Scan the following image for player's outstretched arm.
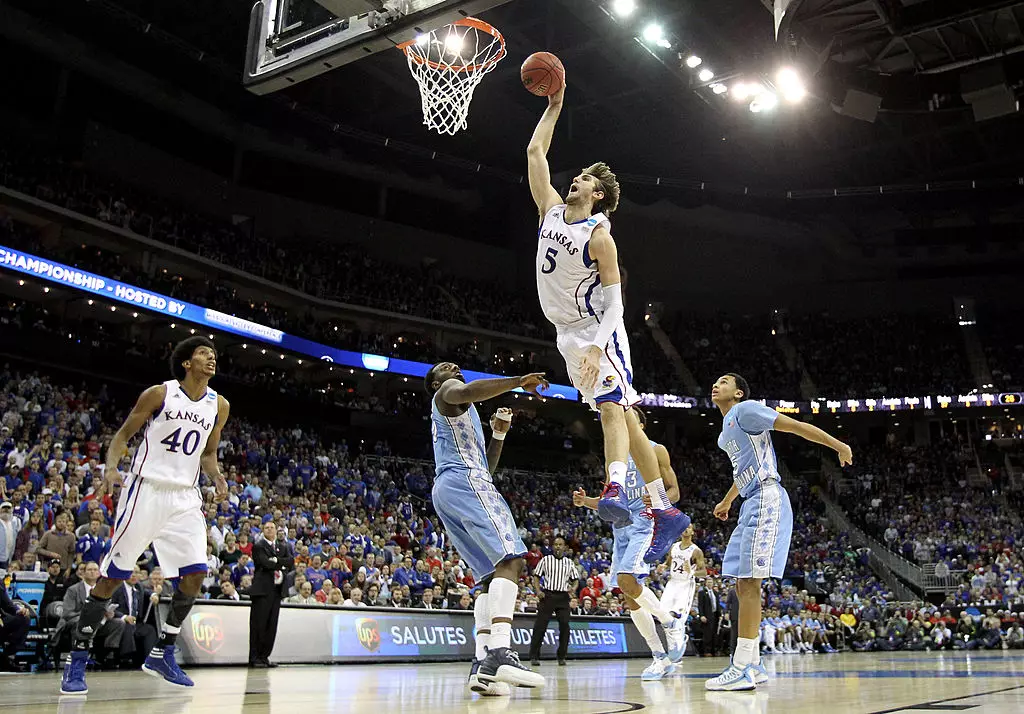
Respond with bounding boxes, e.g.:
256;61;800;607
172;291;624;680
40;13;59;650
201;395;232;501
773;414;853;466
526;87;566;216
98;384;167;499
572;488;600;511
438;373;549;406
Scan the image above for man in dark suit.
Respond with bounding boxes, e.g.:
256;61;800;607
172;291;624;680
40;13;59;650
112;568;159;668
726;585;740;656
697;581;720;657
249;521;293;668
1;577;31;671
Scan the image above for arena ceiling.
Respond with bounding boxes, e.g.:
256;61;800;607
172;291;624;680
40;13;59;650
9;0;1024;191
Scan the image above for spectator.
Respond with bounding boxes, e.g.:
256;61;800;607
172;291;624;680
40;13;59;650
35;511;76;571
343;588;366;608
112;568;159;669
56;562;125;664
286;581;318;605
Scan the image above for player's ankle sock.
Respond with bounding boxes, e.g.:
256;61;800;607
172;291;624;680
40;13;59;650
474;592;491;660
734;637;760;666
488;578;518;650
157;624;181;649
635;586;671;623
608;461;627;489
644;478;672;510
629;608;665;655
73;595;110;650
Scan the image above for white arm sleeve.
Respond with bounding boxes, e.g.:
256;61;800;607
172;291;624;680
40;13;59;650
590;283;623;350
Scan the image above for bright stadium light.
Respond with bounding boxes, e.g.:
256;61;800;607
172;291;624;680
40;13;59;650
642;23;667;47
444;32;465;54
750;92;779;113
710;82;728;95
777;67;806;102
685;55;702;68
414;33;430;47
731;83;752;100
698;68;714;82
612;0;637;17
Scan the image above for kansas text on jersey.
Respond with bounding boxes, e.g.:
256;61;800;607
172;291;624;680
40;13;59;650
130;379;219;488
536;204;611;328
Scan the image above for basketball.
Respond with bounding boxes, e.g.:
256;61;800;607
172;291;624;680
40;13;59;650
521;51;565;97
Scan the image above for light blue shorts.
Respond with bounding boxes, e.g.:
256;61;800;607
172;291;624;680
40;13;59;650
432;469;526;580
608;516;654;588
722;480;793;580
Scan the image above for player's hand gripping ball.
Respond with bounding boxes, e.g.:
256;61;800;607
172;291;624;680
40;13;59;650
521;51;565;97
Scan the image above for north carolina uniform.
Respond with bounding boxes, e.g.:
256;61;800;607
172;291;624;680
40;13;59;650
430;398;526;580
660;543;698;617
100;380;217;580
718;401;793;580
608;448;655;588
536;205;638;411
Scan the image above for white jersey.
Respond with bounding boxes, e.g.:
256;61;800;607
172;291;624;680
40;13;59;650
536;204;611;329
669;543;698;582
129;379;219;488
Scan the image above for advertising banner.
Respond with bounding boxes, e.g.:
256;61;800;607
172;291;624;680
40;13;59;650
173;602;646;665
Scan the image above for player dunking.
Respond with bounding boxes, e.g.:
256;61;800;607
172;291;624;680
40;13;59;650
528;83;689;563
661;524;708;657
425;362;547;696
61;337;230;695
572;409;686;680
705;373;852;691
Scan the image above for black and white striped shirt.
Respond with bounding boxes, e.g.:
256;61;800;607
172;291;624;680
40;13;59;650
535;555;580;593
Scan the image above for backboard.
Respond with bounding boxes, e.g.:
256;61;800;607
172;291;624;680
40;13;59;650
245;0;516;94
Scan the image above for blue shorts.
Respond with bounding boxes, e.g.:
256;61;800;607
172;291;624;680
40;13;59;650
722;480;793;580
608;516;654;588
432;469;526;580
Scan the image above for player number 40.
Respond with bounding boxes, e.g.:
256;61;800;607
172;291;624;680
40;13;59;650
160;427;202;456
541;247;558;274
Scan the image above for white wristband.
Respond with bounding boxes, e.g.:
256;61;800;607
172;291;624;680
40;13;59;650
492;431;506;441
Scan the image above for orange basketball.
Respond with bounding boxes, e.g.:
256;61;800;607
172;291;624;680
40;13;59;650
521;52;565;97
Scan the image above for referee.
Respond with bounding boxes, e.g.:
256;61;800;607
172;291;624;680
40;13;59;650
528;537;580;665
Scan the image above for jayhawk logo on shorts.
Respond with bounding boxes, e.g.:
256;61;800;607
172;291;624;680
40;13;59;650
601;375;616;389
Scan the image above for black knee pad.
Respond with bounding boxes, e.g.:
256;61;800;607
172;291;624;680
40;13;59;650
167;591;197;628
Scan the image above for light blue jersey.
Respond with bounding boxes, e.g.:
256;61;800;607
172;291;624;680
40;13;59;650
431;397;489;478
719;400;793;580
609;442;658;587
429;394;525;579
717;400;782;498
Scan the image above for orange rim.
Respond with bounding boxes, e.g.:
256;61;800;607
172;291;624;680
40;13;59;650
397;17;506;73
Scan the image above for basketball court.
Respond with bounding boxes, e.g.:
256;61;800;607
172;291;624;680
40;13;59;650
5;652;1024;713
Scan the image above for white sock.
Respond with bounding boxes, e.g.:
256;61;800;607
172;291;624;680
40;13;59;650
735;637;759;667
630;608;665;655
474;592;491;660
608;461;627;488
644;478;672;510
488;578;518;650
635;586;672;624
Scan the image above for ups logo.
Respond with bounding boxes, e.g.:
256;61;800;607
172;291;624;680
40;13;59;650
356;618;381;653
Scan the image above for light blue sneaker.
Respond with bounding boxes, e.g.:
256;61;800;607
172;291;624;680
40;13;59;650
641;653;673;681
704;662;756;691
59;650;90;695
142;646;194;687
664;618;686;663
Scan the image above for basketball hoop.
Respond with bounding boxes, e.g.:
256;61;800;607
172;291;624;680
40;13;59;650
398;17;506;136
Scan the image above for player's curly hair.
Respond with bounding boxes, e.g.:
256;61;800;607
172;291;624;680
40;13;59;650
170;336;216;380
583;162;620;215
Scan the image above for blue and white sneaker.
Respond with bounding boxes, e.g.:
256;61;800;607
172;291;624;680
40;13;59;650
750;661;769;684
705;662;756;691
468;658;488;694
641;653;673;681
644;508;691;564
142;646;194;687
596;483;632;527
60;650;90;695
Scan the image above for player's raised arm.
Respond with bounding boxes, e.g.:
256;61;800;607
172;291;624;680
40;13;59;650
98;384;167;499
438;374;549;406
201;395;232;502
772;414;853;467
526;86;567;216
578;227;625;390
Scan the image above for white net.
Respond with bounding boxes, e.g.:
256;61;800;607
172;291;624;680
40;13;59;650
400;18;506;136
